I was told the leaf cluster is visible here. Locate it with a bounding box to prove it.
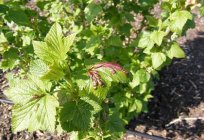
[0,0,201,139]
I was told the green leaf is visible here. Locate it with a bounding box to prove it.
[45,23,76,53]
[136,69,150,83]
[0,4,9,14]
[108,36,123,47]
[200,6,204,16]
[113,94,127,108]
[151,31,166,46]
[43,63,67,80]
[12,94,58,133]
[84,3,102,22]
[168,10,192,34]
[5,72,17,87]
[99,69,128,84]
[138,32,154,49]
[129,73,140,88]
[5,9,30,26]
[84,36,100,55]
[21,35,31,46]
[45,23,64,49]
[134,99,143,113]
[128,99,143,113]
[146,16,158,27]
[119,23,132,36]
[64,33,76,52]
[137,83,147,94]
[32,23,75,81]
[30,59,67,81]
[151,52,166,69]
[0,48,19,71]
[60,99,94,131]
[81,78,111,100]
[105,111,124,132]
[167,43,185,58]
[130,69,150,88]
[5,76,52,104]
[33,23,75,64]
[82,62,128,99]
[33,41,59,64]
[144,94,153,102]
[5,76,58,133]
[30,59,49,77]
[161,2,171,11]
[0,32,7,43]
[81,97,102,114]
[182,19,195,36]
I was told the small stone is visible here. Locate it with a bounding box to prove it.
[197,65,201,68]
[147,131,153,135]
[25,134,29,139]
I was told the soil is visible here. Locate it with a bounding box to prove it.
[1,7,204,140]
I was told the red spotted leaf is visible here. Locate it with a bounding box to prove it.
[88,62,128,89]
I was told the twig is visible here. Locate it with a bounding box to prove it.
[0,99,13,105]
[189,80,197,89]
[126,130,166,140]
[166,116,204,127]
[170,87,176,95]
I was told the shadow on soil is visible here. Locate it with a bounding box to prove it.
[128,32,204,139]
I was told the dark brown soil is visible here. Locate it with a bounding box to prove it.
[1,8,204,140]
[127,15,204,140]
